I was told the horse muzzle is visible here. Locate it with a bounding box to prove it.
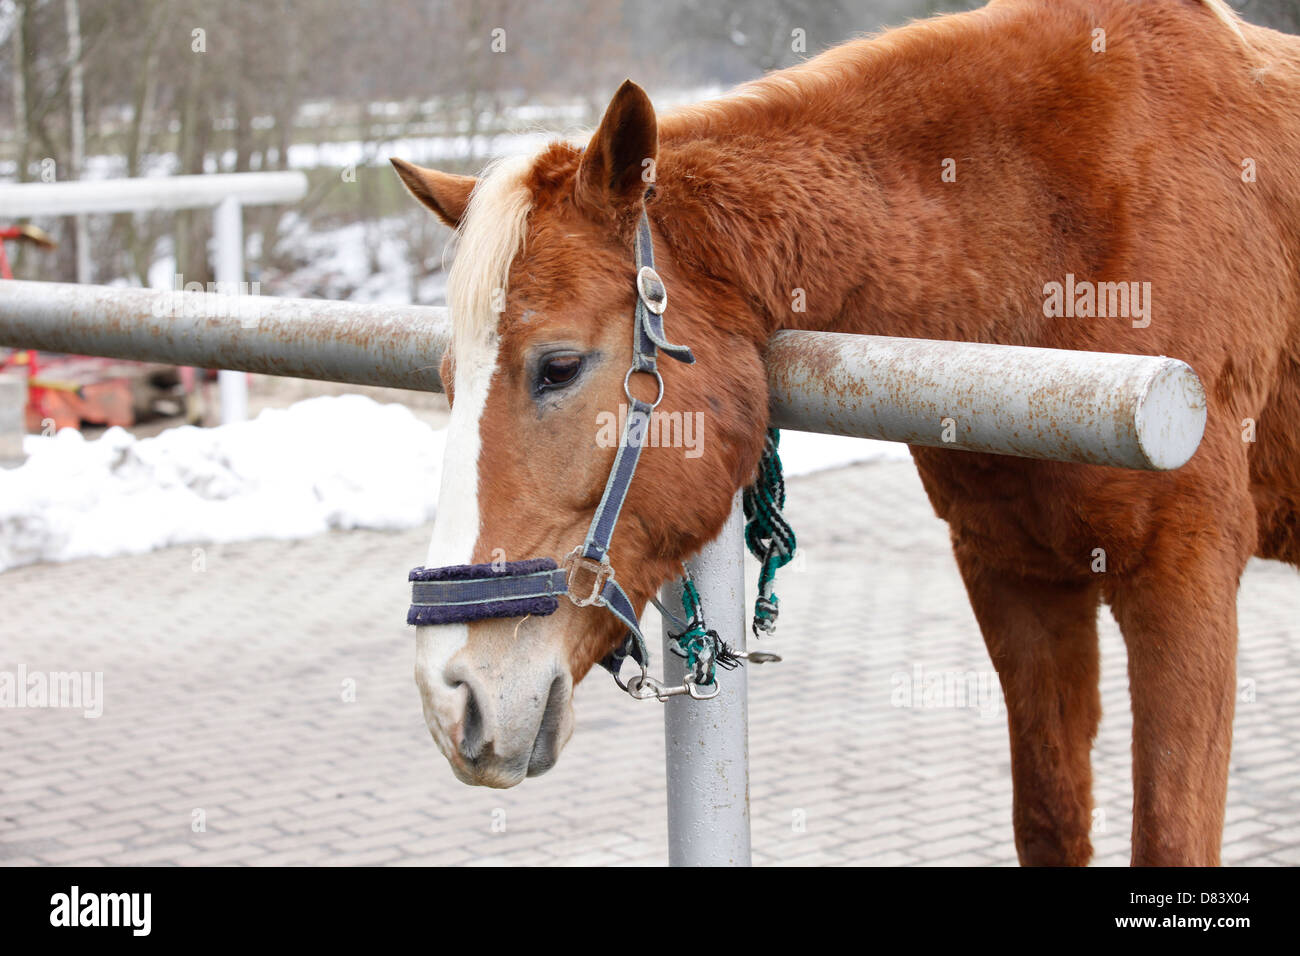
[414,620,575,788]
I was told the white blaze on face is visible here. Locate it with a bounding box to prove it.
[424,340,498,569]
[414,328,499,740]
[415,153,538,751]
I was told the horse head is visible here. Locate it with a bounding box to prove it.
[393,81,768,787]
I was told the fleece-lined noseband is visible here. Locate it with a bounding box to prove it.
[407,209,700,696]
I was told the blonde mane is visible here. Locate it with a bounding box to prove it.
[1200,0,1246,42]
[447,153,537,353]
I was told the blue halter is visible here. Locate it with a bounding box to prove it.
[408,209,700,696]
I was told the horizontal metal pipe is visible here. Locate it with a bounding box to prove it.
[0,282,1207,469]
[767,330,1206,470]
[0,281,449,392]
[0,172,308,216]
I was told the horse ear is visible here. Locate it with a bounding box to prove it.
[390,158,476,229]
[576,80,657,218]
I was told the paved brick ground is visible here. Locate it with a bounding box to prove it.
[1,459,1297,866]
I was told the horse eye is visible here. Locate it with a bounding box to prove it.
[538,355,582,391]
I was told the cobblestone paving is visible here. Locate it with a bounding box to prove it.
[1,460,1297,866]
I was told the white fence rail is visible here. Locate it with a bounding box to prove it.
[0,172,308,216]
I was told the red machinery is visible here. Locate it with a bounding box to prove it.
[0,223,56,278]
[1,224,197,431]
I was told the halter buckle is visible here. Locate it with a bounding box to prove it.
[562,547,614,608]
[636,266,668,314]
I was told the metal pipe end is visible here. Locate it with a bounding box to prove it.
[1133,358,1208,470]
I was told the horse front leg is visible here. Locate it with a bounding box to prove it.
[952,539,1103,866]
[1108,530,1244,866]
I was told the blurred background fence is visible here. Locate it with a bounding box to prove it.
[2,0,1293,310]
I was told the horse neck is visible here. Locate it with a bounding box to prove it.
[655,3,1102,346]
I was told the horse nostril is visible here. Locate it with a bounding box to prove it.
[457,684,487,762]
[527,674,569,777]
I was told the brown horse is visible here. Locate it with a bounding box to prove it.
[392,0,1300,865]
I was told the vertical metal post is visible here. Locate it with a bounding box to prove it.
[661,493,751,866]
[212,197,247,424]
[0,372,27,466]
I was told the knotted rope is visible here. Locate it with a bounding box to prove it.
[743,428,796,637]
[663,428,795,688]
[667,572,740,688]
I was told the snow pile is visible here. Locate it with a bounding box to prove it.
[0,395,907,573]
[0,396,444,572]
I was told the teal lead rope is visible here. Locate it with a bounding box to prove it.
[666,572,740,688]
[663,428,795,689]
[743,428,797,637]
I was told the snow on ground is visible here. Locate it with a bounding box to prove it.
[0,395,907,573]
[0,396,442,573]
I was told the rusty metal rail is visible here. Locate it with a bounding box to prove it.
[0,280,1206,469]
[0,280,449,393]
[767,330,1206,470]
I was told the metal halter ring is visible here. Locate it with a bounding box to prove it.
[623,366,664,409]
[625,674,667,700]
[612,658,650,696]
